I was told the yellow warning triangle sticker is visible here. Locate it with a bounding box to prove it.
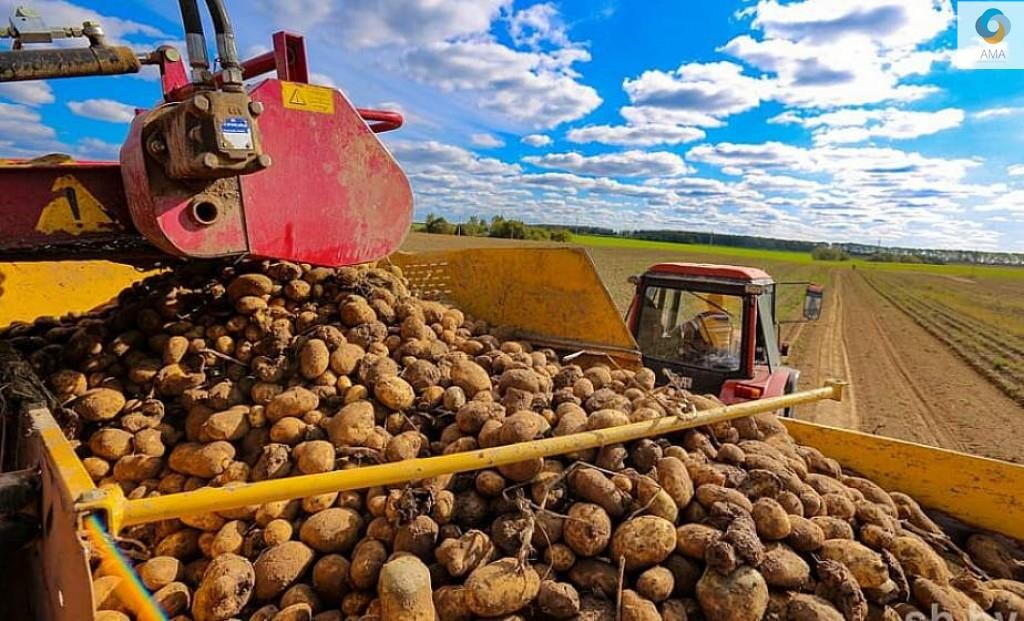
[289,88,307,106]
[35,175,121,236]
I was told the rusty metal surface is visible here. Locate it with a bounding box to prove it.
[0,45,139,81]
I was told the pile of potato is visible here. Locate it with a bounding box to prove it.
[5,259,1024,621]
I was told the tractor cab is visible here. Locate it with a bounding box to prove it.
[626,263,818,407]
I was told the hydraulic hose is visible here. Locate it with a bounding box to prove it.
[204,0,242,88]
[177,0,210,82]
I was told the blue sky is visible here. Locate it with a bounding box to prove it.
[2,0,1023,251]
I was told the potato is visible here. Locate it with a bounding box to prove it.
[138,556,184,591]
[386,430,424,462]
[760,543,810,588]
[569,468,630,517]
[544,543,576,573]
[379,555,435,621]
[464,558,540,617]
[154,528,200,559]
[266,387,319,422]
[227,273,273,299]
[434,585,471,621]
[299,507,363,553]
[696,566,769,621]
[537,580,580,620]
[610,516,676,571]
[272,603,313,621]
[191,553,254,621]
[299,339,330,379]
[885,535,952,585]
[168,441,235,478]
[563,503,612,557]
[811,516,855,540]
[656,457,695,507]
[637,566,675,602]
[751,497,791,540]
[253,541,315,600]
[350,538,388,590]
[635,475,678,523]
[450,359,492,396]
[374,375,415,411]
[820,540,890,589]
[293,440,335,474]
[675,524,722,559]
[326,400,375,446]
[787,594,845,621]
[620,589,660,621]
[264,519,294,546]
[210,520,248,556]
[153,581,191,617]
[112,454,164,482]
[73,388,126,421]
[786,515,825,552]
[301,555,347,604]
[89,428,134,460]
[437,530,495,578]
[695,484,753,512]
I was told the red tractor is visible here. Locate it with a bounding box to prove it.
[626,263,823,414]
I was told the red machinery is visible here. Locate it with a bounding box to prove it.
[0,3,413,267]
[625,263,823,414]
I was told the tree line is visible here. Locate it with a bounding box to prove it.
[422,214,573,242]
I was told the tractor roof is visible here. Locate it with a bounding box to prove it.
[646,262,774,285]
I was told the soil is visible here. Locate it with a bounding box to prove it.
[789,269,1024,463]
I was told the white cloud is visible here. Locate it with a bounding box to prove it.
[0,102,121,160]
[524,150,692,177]
[567,123,705,147]
[773,107,964,144]
[521,134,552,147]
[723,0,953,108]
[974,107,1024,120]
[67,99,136,123]
[1008,165,1024,177]
[470,133,505,148]
[507,2,569,49]
[623,61,764,126]
[257,0,509,49]
[0,82,54,106]
[402,39,600,128]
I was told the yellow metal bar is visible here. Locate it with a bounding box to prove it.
[783,419,1024,540]
[31,405,97,502]
[107,382,844,532]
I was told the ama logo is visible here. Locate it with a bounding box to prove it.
[976,8,1011,43]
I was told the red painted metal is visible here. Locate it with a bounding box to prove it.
[720,366,790,404]
[648,262,774,283]
[0,162,134,252]
[357,109,404,133]
[239,79,412,265]
[156,50,190,98]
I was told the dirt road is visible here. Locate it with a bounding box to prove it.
[790,269,1024,463]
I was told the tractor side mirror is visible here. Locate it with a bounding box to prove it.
[627,274,641,286]
[779,342,791,356]
[802,285,824,321]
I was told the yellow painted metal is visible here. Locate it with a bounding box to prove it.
[391,248,642,366]
[0,261,154,326]
[26,405,100,621]
[100,382,845,532]
[784,419,1024,541]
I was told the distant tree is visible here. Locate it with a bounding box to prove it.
[811,245,849,261]
[424,213,454,235]
[548,228,573,242]
[462,216,488,236]
[489,216,529,239]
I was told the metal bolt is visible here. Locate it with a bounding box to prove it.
[194,94,210,112]
[148,139,166,154]
[248,101,264,116]
[257,154,273,169]
[164,48,181,62]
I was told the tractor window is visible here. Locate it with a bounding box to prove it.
[636,286,744,372]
